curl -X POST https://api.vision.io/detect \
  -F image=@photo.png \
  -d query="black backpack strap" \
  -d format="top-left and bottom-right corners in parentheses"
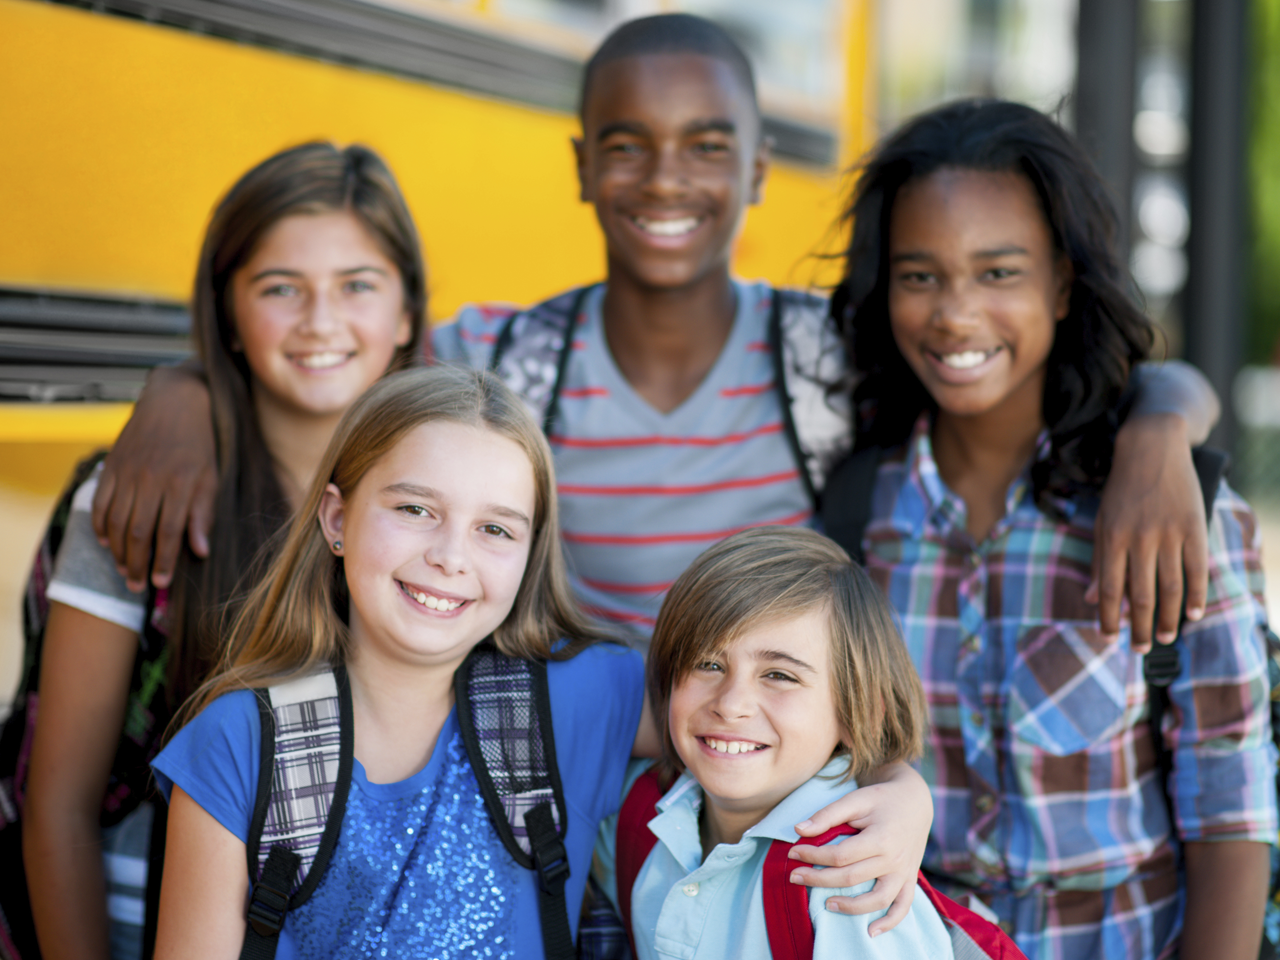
top-left (240, 665), bottom-right (354, 959)
top-left (1146, 446), bottom-right (1230, 820)
top-left (455, 641), bottom-right (573, 960)
top-left (819, 446), bottom-right (885, 565)
top-left (767, 288), bottom-right (820, 515)
top-left (489, 286), bottom-right (592, 439)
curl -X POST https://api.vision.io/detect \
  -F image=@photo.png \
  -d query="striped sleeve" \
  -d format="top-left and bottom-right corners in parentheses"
top-left (431, 303), bottom-right (519, 370)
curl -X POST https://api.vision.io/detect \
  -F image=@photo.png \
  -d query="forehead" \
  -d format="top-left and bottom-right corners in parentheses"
top-left (243, 211), bottom-right (390, 270)
top-left (582, 52), bottom-right (758, 135)
top-left (890, 167), bottom-right (1053, 253)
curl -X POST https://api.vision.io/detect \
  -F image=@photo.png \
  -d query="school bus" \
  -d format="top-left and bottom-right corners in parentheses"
top-left (0, 0), bottom-right (874, 699)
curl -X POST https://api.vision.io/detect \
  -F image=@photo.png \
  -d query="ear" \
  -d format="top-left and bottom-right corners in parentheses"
top-left (748, 134), bottom-right (774, 206)
top-left (572, 135), bottom-right (591, 203)
top-left (317, 483), bottom-right (347, 555)
top-left (1053, 254), bottom-right (1074, 322)
top-left (394, 309), bottom-right (413, 348)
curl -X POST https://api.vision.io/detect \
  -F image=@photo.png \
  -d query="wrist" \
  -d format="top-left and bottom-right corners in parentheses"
top-left (1116, 410), bottom-right (1189, 448)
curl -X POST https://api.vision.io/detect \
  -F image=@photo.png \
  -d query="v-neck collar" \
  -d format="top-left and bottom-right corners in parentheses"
top-left (581, 281), bottom-right (758, 426)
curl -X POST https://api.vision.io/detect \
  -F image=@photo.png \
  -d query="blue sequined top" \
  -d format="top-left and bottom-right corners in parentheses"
top-left (153, 643), bottom-right (645, 959)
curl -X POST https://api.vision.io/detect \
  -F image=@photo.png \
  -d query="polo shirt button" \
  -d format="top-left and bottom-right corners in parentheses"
top-left (975, 794), bottom-right (995, 813)
top-left (683, 883), bottom-right (700, 897)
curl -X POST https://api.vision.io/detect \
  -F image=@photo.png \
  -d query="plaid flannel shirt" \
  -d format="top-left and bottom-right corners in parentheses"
top-left (863, 419), bottom-right (1276, 960)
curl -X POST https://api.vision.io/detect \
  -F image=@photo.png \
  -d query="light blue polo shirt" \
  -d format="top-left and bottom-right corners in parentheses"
top-left (596, 759), bottom-right (956, 960)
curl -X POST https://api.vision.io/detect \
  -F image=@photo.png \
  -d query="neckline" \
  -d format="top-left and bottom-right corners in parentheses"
top-left (352, 707), bottom-right (460, 801)
top-left (583, 280), bottom-right (760, 425)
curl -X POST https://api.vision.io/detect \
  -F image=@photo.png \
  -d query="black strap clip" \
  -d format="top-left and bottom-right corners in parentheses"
top-left (526, 802), bottom-right (570, 894)
top-left (1144, 643), bottom-right (1181, 688)
top-left (247, 878), bottom-right (290, 937)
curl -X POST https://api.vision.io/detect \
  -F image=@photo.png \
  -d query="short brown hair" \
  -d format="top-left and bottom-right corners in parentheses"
top-left (648, 527), bottom-right (925, 781)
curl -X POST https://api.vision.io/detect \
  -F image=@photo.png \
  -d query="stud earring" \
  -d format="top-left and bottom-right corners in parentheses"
top-left (332, 540), bottom-right (342, 551)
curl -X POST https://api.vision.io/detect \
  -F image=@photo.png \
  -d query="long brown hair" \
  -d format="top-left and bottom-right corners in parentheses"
top-left (647, 527), bottom-right (925, 782)
top-left (184, 366), bottom-right (610, 719)
top-left (168, 142), bottom-right (427, 708)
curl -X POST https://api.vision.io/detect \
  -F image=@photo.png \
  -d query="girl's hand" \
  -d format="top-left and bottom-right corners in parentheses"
top-left (787, 761), bottom-right (932, 936)
top-left (1088, 412), bottom-right (1208, 653)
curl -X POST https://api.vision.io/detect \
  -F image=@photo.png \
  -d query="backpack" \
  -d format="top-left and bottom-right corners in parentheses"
top-left (0, 453), bottom-right (174, 960)
top-left (239, 640), bottom-right (575, 960)
top-left (487, 284), bottom-right (851, 512)
top-left (614, 766), bottom-right (1027, 960)
top-left (823, 444), bottom-right (1280, 958)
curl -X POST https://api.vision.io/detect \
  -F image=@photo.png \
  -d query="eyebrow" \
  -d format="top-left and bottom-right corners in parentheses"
top-left (381, 482), bottom-right (531, 527)
top-left (753, 649), bottom-right (817, 673)
top-left (595, 117), bottom-right (737, 142)
top-left (889, 245), bottom-right (1031, 265)
top-left (248, 266), bottom-right (389, 283)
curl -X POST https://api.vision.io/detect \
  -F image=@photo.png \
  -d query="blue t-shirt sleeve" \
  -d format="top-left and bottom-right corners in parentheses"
top-left (151, 689), bottom-right (262, 843)
top-left (547, 643), bottom-right (645, 828)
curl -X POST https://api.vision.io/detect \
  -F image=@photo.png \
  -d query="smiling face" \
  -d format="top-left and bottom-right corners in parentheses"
top-left (668, 608), bottom-right (846, 841)
top-left (317, 419), bottom-right (537, 672)
top-left (887, 167), bottom-right (1071, 426)
top-left (230, 211), bottom-right (412, 419)
top-left (575, 52), bottom-right (768, 292)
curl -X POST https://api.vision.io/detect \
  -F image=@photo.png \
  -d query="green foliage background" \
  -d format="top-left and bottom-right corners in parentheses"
top-left (1252, 0), bottom-right (1280, 364)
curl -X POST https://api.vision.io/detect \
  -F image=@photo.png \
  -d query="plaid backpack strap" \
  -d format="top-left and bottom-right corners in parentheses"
top-left (240, 665), bottom-right (353, 960)
top-left (764, 825), bottom-right (1027, 960)
top-left (490, 286), bottom-right (595, 437)
top-left (771, 288), bottom-right (853, 508)
top-left (455, 641), bottom-right (574, 960)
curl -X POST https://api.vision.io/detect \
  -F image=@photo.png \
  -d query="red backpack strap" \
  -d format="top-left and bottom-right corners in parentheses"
top-left (615, 766), bottom-right (666, 957)
top-left (762, 824), bottom-right (859, 960)
top-left (914, 874), bottom-right (1027, 959)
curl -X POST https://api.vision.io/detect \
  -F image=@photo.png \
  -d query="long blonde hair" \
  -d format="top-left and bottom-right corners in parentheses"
top-left (647, 526), bottom-right (925, 782)
top-left (183, 365), bottom-right (608, 720)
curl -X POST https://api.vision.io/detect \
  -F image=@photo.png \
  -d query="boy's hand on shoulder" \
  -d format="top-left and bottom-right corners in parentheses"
top-left (93, 363), bottom-right (217, 591)
top-left (1089, 413), bottom-right (1208, 653)
top-left (787, 762), bottom-right (932, 937)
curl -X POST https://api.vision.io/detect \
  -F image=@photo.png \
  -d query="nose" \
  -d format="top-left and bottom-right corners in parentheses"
top-left (298, 282), bottom-right (344, 337)
top-left (642, 142), bottom-right (690, 199)
top-left (710, 671), bottom-right (755, 722)
top-left (423, 519), bottom-right (468, 577)
top-left (932, 279), bottom-right (981, 335)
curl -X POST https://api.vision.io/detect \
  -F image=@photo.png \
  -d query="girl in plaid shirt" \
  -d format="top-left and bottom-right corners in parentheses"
top-left (829, 99), bottom-right (1275, 960)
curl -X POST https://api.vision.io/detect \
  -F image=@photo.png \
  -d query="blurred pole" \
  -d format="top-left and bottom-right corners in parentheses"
top-left (1075, 0), bottom-right (1139, 247)
top-left (1185, 0), bottom-right (1248, 452)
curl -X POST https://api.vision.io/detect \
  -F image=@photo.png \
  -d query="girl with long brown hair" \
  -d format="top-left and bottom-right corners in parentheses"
top-left (22, 141), bottom-right (425, 960)
top-left (149, 365), bottom-right (636, 959)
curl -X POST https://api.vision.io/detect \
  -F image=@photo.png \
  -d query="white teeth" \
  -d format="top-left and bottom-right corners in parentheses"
top-left (636, 217), bottom-right (699, 237)
top-left (941, 350), bottom-right (993, 370)
top-left (407, 587), bottom-right (462, 611)
top-left (294, 351), bottom-right (351, 370)
top-left (704, 737), bottom-right (760, 754)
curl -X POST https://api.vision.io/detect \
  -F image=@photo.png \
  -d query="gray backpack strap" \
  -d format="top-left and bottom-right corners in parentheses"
top-left (772, 288), bottom-right (853, 502)
top-left (241, 665), bottom-right (354, 959)
top-left (454, 641), bottom-right (573, 960)
top-left (490, 286), bottom-right (595, 436)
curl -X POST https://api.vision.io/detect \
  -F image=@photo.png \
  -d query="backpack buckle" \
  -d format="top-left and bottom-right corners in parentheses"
top-left (1144, 643), bottom-right (1181, 687)
top-left (247, 877), bottom-right (291, 937)
top-left (535, 845), bottom-right (571, 895)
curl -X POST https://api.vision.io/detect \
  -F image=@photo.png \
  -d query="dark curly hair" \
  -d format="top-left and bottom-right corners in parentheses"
top-left (831, 99), bottom-right (1154, 511)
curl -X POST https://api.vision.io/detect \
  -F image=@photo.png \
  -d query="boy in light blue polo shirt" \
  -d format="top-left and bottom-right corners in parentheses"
top-left (594, 528), bottom-right (1014, 959)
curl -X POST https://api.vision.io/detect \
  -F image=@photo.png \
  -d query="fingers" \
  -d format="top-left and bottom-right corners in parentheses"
top-left (789, 833), bottom-right (874, 870)
top-left (1153, 537), bottom-right (1185, 644)
top-left (1125, 535), bottom-right (1158, 652)
top-left (122, 471), bottom-right (164, 592)
top-left (152, 479), bottom-right (196, 590)
top-left (866, 881), bottom-right (915, 936)
top-left (793, 793), bottom-right (872, 839)
top-left (91, 465), bottom-right (118, 545)
top-left (187, 468), bottom-right (218, 560)
top-left (1183, 525), bottom-right (1209, 624)
top-left (1092, 519), bottom-right (1129, 645)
